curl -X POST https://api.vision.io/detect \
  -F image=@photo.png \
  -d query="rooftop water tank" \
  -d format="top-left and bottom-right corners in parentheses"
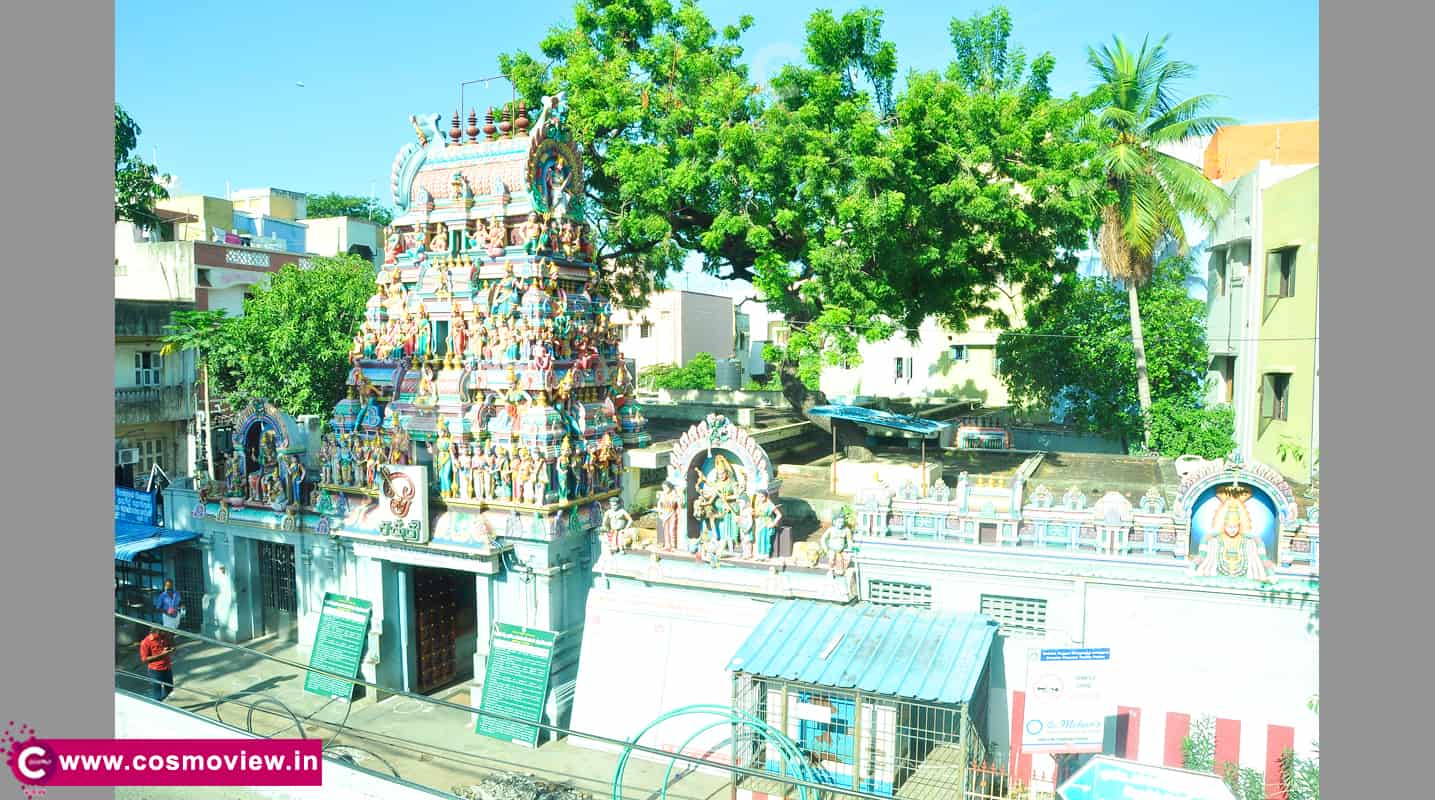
top-left (715, 358), bottom-right (742, 390)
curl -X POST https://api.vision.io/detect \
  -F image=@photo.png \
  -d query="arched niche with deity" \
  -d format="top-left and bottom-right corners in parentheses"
top-left (1175, 457), bottom-right (1299, 582)
top-left (227, 399), bottom-right (310, 507)
top-left (664, 414), bottom-right (781, 546)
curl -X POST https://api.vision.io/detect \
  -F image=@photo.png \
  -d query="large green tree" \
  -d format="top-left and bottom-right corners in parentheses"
top-left (160, 309), bottom-right (232, 480)
top-left (114, 104), bottom-right (170, 224)
top-left (1085, 35), bottom-right (1233, 443)
top-left (996, 255), bottom-right (1224, 450)
top-left (304, 192), bottom-right (394, 226)
top-left (501, 3), bottom-right (1100, 411)
top-left (203, 255), bottom-right (375, 415)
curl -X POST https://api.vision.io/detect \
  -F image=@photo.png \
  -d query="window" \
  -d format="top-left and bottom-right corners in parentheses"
top-left (1262, 372), bottom-right (1292, 421)
top-left (1266, 247), bottom-right (1297, 298)
top-left (980, 594), bottom-right (1048, 638)
top-left (136, 438), bottom-right (167, 483)
top-left (1209, 249), bottom-right (1227, 297)
top-left (949, 345), bottom-right (968, 362)
top-left (894, 357), bottom-right (904, 380)
top-left (640, 322), bottom-right (653, 339)
top-left (133, 352), bottom-right (163, 386)
top-left (1218, 357), bottom-right (1236, 404)
top-left (993, 356), bottom-right (1003, 377)
top-left (868, 580), bottom-right (933, 609)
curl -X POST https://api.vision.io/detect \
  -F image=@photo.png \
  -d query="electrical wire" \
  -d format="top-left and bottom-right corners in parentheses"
top-left (777, 316), bottom-right (1318, 343)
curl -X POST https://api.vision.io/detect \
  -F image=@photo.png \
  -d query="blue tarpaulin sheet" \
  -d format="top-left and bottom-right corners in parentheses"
top-left (807, 404), bottom-right (950, 437)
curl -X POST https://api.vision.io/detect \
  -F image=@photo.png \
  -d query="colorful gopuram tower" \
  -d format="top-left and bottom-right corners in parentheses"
top-left (318, 93), bottom-right (650, 529)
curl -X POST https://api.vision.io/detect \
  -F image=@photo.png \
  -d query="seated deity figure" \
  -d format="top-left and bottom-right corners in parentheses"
top-left (1194, 484), bottom-right (1274, 582)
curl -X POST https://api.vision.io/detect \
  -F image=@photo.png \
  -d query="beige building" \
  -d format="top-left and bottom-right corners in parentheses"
top-left (820, 291), bottom-right (1023, 405)
top-left (611, 290), bottom-right (739, 370)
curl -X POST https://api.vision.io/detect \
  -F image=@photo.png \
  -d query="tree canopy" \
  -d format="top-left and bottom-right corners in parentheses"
top-left (196, 255), bottom-right (376, 416)
top-left (995, 255), bottom-right (1226, 450)
top-left (501, 3), bottom-right (1103, 406)
top-left (114, 104), bottom-right (170, 225)
top-left (304, 192), bottom-right (394, 226)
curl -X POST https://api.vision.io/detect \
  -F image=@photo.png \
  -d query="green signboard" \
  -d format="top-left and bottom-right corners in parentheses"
top-left (303, 593), bottom-right (373, 701)
top-left (475, 623), bottom-right (559, 747)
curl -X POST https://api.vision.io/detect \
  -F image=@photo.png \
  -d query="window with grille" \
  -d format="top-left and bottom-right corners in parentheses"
top-left (641, 322), bottom-right (653, 338)
top-left (136, 439), bottom-right (166, 480)
top-left (980, 594), bottom-right (1047, 638)
top-left (868, 580), bottom-right (933, 609)
top-left (949, 345), bottom-right (968, 362)
top-left (134, 351), bottom-right (163, 386)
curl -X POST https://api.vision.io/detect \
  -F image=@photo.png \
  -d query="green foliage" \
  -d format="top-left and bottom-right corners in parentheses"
top-left (643, 352), bottom-right (718, 390)
top-left (997, 255), bottom-right (1210, 443)
top-left (160, 310), bottom-right (230, 364)
top-left (304, 192), bottom-right (394, 226)
top-left (206, 255), bottom-right (376, 416)
top-left (1184, 715), bottom-right (1319, 800)
top-left (502, 4), bottom-right (1101, 404)
top-left (114, 104), bottom-right (170, 225)
top-left (1148, 398), bottom-right (1234, 459)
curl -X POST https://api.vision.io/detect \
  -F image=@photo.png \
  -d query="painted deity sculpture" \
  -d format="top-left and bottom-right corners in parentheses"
top-left (693, 454), bottom-right (742, 551)
top-left (656, 482), bottom-right (682, 551)
top-left (753, 492), bottom-right (782, 560)
top-left (736, 495), bottom-right (756, 558)
top-left (427, 420), bottom-right (456, 499)
top-left (1194, 484), bottom-right (1274, 582)
top-left (601, 498), bottom-right (634, 555)
top-left (823, 514), bottom-right (852, 576)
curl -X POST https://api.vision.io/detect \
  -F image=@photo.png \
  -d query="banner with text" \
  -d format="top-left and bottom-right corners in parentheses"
top-left (1023, 647), bottom-right (1112, 754)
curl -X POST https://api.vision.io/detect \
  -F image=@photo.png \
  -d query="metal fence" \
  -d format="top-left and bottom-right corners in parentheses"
top-left (732, 673), bottom-right (987, 800)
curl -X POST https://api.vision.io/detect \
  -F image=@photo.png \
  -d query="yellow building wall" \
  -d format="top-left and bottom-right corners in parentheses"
top-left (159, 195), bottom-right (234, 241)
top-left (1252, 167), bottom-right (1319, 483)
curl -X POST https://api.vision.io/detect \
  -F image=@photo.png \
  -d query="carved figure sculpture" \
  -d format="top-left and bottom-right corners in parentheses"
top-left (1195, 483), bottom-right (1274, 582)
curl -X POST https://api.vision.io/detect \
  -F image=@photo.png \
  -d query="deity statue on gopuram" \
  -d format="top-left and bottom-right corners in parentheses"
top-left (319, 93), bottom-right (650, 540)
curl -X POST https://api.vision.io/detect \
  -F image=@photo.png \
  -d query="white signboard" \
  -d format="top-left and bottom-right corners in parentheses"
top-left (374, 464), bottom-right (430, 544)
top-left (1023, 647), bottom-right (1111, 754)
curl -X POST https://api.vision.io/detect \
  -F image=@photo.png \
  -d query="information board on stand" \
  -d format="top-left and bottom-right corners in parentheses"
top-left (475, 623), bottom-right (559, 747)
top-left (304, 593), bottom-right (373, 701)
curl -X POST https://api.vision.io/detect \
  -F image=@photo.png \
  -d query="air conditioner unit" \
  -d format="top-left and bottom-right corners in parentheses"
top-left (117, 448), bottom-right (140, 466)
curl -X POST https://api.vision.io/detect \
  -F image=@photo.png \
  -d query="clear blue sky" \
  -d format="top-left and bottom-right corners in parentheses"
top-left (118, 0), bottom-right (1316, 205)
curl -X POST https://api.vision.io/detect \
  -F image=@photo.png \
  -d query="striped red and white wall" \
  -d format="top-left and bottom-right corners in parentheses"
top-left (1008, 690), bottom-right (1304, 797)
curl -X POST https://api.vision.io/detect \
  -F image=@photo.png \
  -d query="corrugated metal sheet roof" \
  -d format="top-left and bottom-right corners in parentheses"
top-left (726, 600), bottom-right (997, 706)
top-left (808, 405), bottom-right (951, 437)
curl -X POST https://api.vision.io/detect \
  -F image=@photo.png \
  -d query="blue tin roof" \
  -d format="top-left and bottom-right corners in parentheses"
top-left (808, 405), bottom-right (950, 437)
top-left (727, 600), bottom-right (997, 705)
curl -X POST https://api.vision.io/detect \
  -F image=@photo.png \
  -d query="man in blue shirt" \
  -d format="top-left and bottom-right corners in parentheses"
top-left (155, 579), bottom-right (185, 629)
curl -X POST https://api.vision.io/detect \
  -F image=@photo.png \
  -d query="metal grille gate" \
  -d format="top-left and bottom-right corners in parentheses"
top-left (173, 548), bottom-right (205, 633)
top-left (257, 541), bottom-right (297, 638)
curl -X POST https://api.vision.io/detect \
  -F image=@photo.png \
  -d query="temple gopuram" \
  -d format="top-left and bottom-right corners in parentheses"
top-left (316, 92), bottom-right (650, 540)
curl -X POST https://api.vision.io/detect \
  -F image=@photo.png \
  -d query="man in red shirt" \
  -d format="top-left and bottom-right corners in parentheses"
top-left (139, 627), bottom-right (176, 701)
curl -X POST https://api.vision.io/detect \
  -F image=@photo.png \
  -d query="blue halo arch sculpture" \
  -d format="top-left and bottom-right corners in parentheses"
top-left (611, 704), bottom-right (821, 800)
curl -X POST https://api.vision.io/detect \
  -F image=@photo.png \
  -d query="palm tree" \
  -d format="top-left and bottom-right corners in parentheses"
top-left (1086, 35), bottom-right (1234, 446)
top-left (160, 310), bottom-right (229, 481)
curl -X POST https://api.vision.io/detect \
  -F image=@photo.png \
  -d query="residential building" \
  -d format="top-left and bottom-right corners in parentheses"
top-left (301, 215), bottom-right (385, 264)
top-left (1203, 124), bottom-right (1318, 483)
top-left (1203, 121), bottom-right (1320, 183)
top-left (611, 289), bottom-right (739, 371)
top-left (819, 292), bottom-right (1022, 405)
top-left (114, 215), bottom-right (320, 483)
top-left (1252, 167), bottom-right (1319, 481)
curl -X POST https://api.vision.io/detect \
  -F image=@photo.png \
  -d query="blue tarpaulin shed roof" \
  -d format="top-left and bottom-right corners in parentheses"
top-left (115, 521), bottom-right (199, 563)
top-left (727, 600), bottom-right (997, 706)
top-left (808, 405), bottom-right (950, 438)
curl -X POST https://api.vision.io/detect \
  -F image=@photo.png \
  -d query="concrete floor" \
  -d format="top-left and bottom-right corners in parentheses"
top-left (116, 637), bottom-right (731, 800)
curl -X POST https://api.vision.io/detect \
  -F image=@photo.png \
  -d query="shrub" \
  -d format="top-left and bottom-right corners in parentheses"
top-left (642, 352), bottom-right (718, 391)
top-left (1147, 398), bottom-right (1235, 460)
